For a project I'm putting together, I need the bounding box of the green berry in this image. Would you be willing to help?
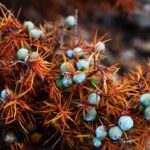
[84,108,97,122]
[77,59,89,70]
[108,126,123,141]
[62,77,73,87]
[73,72,86,83]
[65,16,76,27]
[30,29,43,39]
[118,116,134,131]
[140,93,150,107]
[56,79,64,88]
[93,137,102,148]
[90,77,100,86]
[17,48,28,61]
[144,106,150,120]
[96,126,107,139]
[88,93,100,105]
[24,21,34,31]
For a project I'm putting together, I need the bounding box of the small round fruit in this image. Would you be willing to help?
[17,48,28,61]
[73,47,83,58]
[29,52,39,59]
[23,21,34,31]
[84,108,97,122]
[144,106,150,120]
[90,77,100,86]
[77,59,89,70]
[30,29,43,39]
[1,89,13,102]
[118,116,134,131]
[86,56,94,66]
[60,62,74,73]
[95,41,105,52]
[73,72,86,83]
[62,77,73,87]
[140,93,150,107]
[93,137,102,148]
[4,132,16,144]
[65,16,76,27]
[108,126,123,141]
[88,93,100,105]
[66,50,73,58]
[56,79,64,88]
[96,126,107,139]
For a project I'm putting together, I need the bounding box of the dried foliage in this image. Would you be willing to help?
[0,3,149,150]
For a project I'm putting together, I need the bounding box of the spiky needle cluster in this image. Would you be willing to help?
[0,4,149,150]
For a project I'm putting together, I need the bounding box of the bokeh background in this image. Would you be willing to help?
[1,0,150,73]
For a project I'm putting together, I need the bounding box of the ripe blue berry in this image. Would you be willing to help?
[93,137,102,148]
[140,93,150,107]
[30,29,43,39]
[24,21,34,31]
[73,72,86,83]
[88,93,100,105]
[17,48,28,61]
[96,126,107,139]
[77,59,89,70]
[60,62,74,73]
[144,106,150,120]
[62,77,73,87]
[66,50,73,58]
[118,116,134,131]
[73,47,83,58]
[65,16,76,27]
[95,41,105,52]
[108,126,123,141]
[1,89,13,102]
[29,52,39,59]
[84,108,97,122]
[4,132,16,144]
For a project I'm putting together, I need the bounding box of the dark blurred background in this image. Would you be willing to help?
[1,0,150,73]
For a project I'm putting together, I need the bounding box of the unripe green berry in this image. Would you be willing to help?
[118,116,134,131]
[88,93,100,105]
[108,126,123,141]
[56,79,64,88]
[17,48,28,61]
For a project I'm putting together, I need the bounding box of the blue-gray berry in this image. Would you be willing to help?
[17,48,28,61]
[140,93,150,107]
[93,137,102,148]
[118,116,134,131]
[88,93,100,105]
[96,126,107,139]
[84,108,97,122]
